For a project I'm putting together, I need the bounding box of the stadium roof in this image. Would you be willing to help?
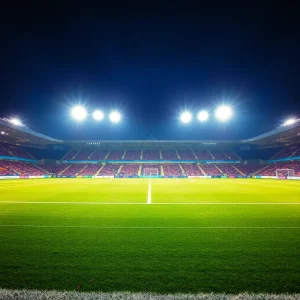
[0,118,62,147]
[242,119,300,147]
[0,117,300,148]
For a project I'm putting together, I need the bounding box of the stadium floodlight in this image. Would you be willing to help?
[109,111,121,123]
[180,111,192,123]
[71,105,87,122]
[215,105,233,122]
[93,110,104,121]
[197,110,209,122]
[10,118,22,126]
[283,118,296,126]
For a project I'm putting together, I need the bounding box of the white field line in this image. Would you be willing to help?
[147,179,152,204]
[1,225,300,229]
[225,180,300,190]
[1,289,300,300]
[0,181,71,188]
[1,201,300,205]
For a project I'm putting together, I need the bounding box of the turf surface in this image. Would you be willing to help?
[0,178,299,293]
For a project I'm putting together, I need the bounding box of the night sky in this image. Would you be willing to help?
[1,2,299,141]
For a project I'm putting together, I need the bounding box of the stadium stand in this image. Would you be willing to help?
[143,150,160,160]
[258,161,300,177]
[74,149,94,160]
[61,164,85,176]
[272,144,300,159]
[0,160,47,176]
[43,164,70,174]
[178,150,196,160]
[193,150,211,160]
[216,164,241,177]
[181,164,203,176]
[90,150,109,160]
[200,164,223,176]
[224,151,239,160]
[64,149,79,160]
[99,164,121,176]
[210,150,228,160]
[0,143,32,159]
[161,150,178,160]
[77,164,102,176]
[120,164,140,176]
[236,164,262,176]
[124,150,141,160]
[60,147,241,162]
[141,164,161,175]
[108,150,125,160]
[163,164,182,176]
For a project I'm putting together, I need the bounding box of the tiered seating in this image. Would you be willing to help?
[120,164,140,176]
[124,150,141,160]
[161,150,178,160]
[181,164,203,176]
[258,161,300,177]
[99,164,121,176]
[272,145,300,159]
[235,164,262,175]
[141,164,161,175]
[74,150,93,160]
[210,150,228,160]
[90,150,109,160]
[0,160,47,176]
[224,151,239,160]
[194,150,211,160]
[0,143,32,158]
[108,150,124,160]
[200,164,223,176]
[216,164,240,176]
[178,150,195,160]
[64,150,79,160]
[163,164,182,176]
[143,150,160,160]
[43,164,70,174]
[61,164,85,176]
[77,164,102,176]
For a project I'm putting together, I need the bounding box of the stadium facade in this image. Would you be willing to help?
[0,117,300,179]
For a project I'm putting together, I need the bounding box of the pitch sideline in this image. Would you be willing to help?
[0,201,300,205]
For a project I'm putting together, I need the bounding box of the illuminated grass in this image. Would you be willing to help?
[0,178,299,293]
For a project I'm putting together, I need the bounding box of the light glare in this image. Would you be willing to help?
[215,105,233,122]
[283,118,296,126]
[0,131,5,135]
[109,111,121,123]
[197,110,209,122]
[180,111,192,123]
[71,105,87,121]
[93,110,104,121]
[10,118,22,126]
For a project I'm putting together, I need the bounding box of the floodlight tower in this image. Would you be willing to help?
[215,105,233,122]
[180,111,192,123]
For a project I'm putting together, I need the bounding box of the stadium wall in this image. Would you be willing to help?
[62,159,241,164]
[0,155,37,163]
[268,156,300,163]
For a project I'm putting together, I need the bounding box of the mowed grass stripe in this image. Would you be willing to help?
[1,224,300,229]
[1,201,300,204]
[0,178,300,293]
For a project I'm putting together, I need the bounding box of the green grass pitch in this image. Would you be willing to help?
[0,178,299,294]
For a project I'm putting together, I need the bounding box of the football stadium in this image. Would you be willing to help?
[0,115,299,299]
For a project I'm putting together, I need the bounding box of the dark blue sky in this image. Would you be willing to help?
[1,2,299,140]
